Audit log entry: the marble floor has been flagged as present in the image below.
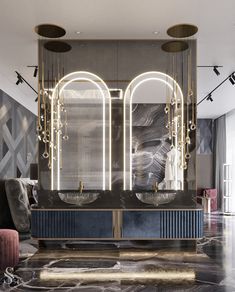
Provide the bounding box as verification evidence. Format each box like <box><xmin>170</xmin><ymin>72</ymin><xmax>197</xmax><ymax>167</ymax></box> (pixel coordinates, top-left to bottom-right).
<box><xmin>1</xmin><ymin>214</ymin><xmax>235</xmax><ymax>291</ymax></box>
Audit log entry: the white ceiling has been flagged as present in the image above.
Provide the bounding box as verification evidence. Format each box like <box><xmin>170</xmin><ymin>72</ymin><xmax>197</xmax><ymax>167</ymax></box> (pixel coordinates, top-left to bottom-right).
<box><xmin>0</xmin><ymin>0</ymin><xmax>235</xmax><ymax>118</ymax></box>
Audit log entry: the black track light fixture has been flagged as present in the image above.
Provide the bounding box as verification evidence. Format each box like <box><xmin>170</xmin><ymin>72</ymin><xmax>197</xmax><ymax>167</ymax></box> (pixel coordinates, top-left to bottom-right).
<box><xmin>16</xmin><ymin>73</ymin><xmax>23</xmax><ymax>85</ymax></box>
<box><xmin>27</xmin><ymin>65</ymin><xmax>38</xmax><ymax>78</ymax></box>
<box><xmin>197</xmin><ymin>65</ymin><xmax>223</xmax><ymax>77</ymax></box>
<box><xmin>213</xmin><ymin>66</ymin><xmax>220</xmax><ymax>76</ymax></box>
<box><xmin>33</xmin><ymin>66</ymin><xmax>38</xmax><ymax>78</ymax></box>
<box><xmin>229</xmin><ymin>73</ymin><xmax>235</xmax><ymax>85</ymax></box>
<box><xmin>229</xmin><ymin>76</ymin><xmax>235</xmax><ymax>85</ymax></box>
<box><xmin>197</xmin><ymin>71</ymin><xmax>235</xmax><ymax>105</ymax></box>
<box><xmin>206</xmin><ymin>94</ymin><xmax>213</xmax><ymax>102</ymax></box>
<box><xmin>15</xmin><ymin>71</ymin><xmax>38</xmax><ymax>101</ymax></box>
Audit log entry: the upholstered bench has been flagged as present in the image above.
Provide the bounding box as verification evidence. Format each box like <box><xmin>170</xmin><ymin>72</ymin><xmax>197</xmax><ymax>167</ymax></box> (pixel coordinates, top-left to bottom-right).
<box><xmin>0</xmin><ymin>229</ymin><xmax>19</xmax><ymax>270</ymax></box>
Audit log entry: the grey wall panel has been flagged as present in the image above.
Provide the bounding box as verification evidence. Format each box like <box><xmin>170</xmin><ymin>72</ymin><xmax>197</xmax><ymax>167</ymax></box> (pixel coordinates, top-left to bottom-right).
<box><xmin>197</xmin><ymin>119</ymin><xmax>213</xmax><ymax>154</ymax></box>
<box><xmin>0</xmin><ymin>89</ymin><xmax>37</xmax><ymax>178</ymax></box>
<box><xmin>196</xmin><ymin>119</ymin><xmax>214</xmax><ymax>189</ymax></box>
<box><xmin>197</xmin><ymin>155</ymin><xmax>214</xmax><ymax>189</ymax></box>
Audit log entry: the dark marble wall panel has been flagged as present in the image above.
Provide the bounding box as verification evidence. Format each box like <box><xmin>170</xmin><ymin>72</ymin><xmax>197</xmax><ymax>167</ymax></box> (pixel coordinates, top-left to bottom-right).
<box><xmin>132</xmin><ymin>104</ymin><xmax>170</xmax><ymax>190</ymax></box>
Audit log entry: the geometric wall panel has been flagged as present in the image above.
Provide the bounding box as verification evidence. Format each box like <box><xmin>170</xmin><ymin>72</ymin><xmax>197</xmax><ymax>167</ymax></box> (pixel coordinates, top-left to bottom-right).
<box><xmin>0</xmin><ymin>89</ymin><xmax>37</xmax><ymax>178</ymax></box>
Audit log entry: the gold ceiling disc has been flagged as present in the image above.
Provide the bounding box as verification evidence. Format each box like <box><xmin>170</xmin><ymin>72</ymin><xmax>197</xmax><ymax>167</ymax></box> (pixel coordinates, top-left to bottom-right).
<box><xmin>167</xmin><ymin>24</ymin><xmax>198</xmax><ymax>38</ymax></box>
<box><xmin>34</xmin><ymin>24</ymin><xmax>66</xmax><ymax>38</ymax></box>
<box><xmin>44</xmin><ymin>41</ymin><xmax>72</xmax><ymax>53</ymax></box>
<box><xmin>161</xmin><ymin>41</ymin><xmax>189</xmax><ymax>53</ymax></box>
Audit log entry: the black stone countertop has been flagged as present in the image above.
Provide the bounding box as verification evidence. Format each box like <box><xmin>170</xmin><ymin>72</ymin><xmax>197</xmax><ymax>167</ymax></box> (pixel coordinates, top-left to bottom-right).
<box><xmin>35</xmin><ymin>190</ymin><xmax>201</xmax><ymax>210</ymax></box>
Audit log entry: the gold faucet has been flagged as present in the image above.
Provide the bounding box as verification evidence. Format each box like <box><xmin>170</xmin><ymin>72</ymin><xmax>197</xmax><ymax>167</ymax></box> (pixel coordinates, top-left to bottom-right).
<box><xmin>153</xmin><ymin>181</ymin><xmax>158</xmax><ymax>192</ymax></box>
<box><xmin>79</xmin><ymin>181</ymin><xmax>84</xmax><ymax>194</ymax></box>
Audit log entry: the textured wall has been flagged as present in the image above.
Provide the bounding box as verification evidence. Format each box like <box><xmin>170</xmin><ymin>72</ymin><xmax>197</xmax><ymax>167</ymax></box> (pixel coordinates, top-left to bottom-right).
<box><xmin>0</xmin><ymin>89</ymin><xmax>37</xmax><ymax>178</ymax></box>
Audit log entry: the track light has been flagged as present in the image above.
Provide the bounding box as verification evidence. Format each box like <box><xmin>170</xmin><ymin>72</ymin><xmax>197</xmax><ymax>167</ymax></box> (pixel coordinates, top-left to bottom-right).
<box><xmin>229</xmin><ymin>73</ymin><xmax>235</xmax><ymax>85</ymax></box>
<box><xmin>213</xmin><ymin>66</ymin><xmax>220</xmax><ymax>76</ymax></box>
<box><xmin>27</xmin><ymin>65</ymin><xmax>38</xmax><ymax>78</ymax></box>
<box><xmin>206</xmin><ymin>94</ymin><xmax>213</xmax><ymax>102</ymax></box>
<box><xmin>229</xmin><ymin>77</ymin><xmax>235</xmax><ymax>85</ymax></box>
<box><xmin>198</xmin><ymin>71</ymin><xmax>235</xmax><ymax>105</ymax></box>
<box><xmin>16</xmin><ymin>73</ymin><xmax>23</xmax><ymax>85</ymax></box>
<box><xmin>15</xmin><ymin>71</ymin><xmax>38</xmax><ymax>101</ymax></box>
<box><xmin>33</xmin><ymin>66</ymin><xmax>38</xmax><ymax>78</ymax></box>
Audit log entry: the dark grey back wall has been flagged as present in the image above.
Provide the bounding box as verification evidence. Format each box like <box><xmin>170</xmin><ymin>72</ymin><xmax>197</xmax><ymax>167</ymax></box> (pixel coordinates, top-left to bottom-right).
<box><xmin>39</xmin><ymin>40</ymin><xmax>197</xmax><ymax>191</ymax></box>
<box><xmin>0</xmin><ymin>89</ymin><xmax>37</xmax><ymax>178</ymax></box>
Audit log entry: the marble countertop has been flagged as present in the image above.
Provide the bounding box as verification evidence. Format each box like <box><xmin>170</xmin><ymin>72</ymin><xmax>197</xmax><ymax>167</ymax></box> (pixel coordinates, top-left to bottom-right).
<box><xmin>35</xmin><ymin>190</ymin><xmax>200</xmax><ymax>210</ymax></box>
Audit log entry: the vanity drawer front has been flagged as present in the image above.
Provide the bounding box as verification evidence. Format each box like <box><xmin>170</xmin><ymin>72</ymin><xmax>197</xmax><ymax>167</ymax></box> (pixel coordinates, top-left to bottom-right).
<box><xmin>122</xmin><ymin>210</ymin><xmax>203</xmax><ymax>239</ymax></box>
<box><xmin>122</xmin><ymin>211</ymin><xmax>161</xmax><ymax>238</ymax></box>
<box><xmin>31</xmin><ymin>210</ymin><xmax>113</xmax><ymax>239</ymax></box>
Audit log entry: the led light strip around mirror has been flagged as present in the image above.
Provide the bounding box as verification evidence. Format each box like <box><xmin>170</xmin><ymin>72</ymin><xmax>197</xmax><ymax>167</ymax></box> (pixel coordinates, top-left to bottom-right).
<box><xmin>123</xmin><ymin>71</ymin><xmax>184</xmax><ymax>191</ymax></box>
<box><xmin>49</xmin><ymin>71</ymin><xmax>185</xmax><ymax>192</ymax></box>
<box><xmin>50</xmin><ymin>71</ymin><xmax>112</xmax><ymax>191</ymax></box>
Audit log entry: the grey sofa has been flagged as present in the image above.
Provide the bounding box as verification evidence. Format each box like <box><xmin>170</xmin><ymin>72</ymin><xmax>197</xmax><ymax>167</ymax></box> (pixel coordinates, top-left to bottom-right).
<box><xmin>0</xmin><ymin>179</ymin><xmax>37</xmax><ymax>239</ymax></box>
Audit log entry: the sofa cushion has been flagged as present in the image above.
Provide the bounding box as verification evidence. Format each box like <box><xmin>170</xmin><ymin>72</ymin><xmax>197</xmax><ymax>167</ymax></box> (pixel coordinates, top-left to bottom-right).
<box><xmin>19</xmin><ymin>178</ymin><xmax>38</xmax><ymax>204</ymax></box>
<box><xmin>5</xmin><ymin>179</ymin><xmax>31</xmax><ymax>233</ymax></box>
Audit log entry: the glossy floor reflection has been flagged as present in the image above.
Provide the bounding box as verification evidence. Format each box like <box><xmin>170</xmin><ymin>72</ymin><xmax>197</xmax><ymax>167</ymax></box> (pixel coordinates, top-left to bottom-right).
<box><xmin>1</xmin><ymin>214</ymin><xmax>235</xmax><ymax>291</ymax></box>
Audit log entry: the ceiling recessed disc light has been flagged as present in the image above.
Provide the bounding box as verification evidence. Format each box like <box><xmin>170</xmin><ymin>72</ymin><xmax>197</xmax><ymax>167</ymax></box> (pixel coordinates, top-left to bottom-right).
<box><xmin>44</xmin><ymin>41</ymin><xmax>72</xmax><ymax>53</ymax></box>
<box><xmin>76</xmin><ymin>31</ymin><xmax>81</xmax><ymax>34</ymax></box>
<box><xmin>34</xmin><ymin>24</ymin><xmax>66</xmax><ymax>38</ymax></box>
<box><xmin>167</xmin><ymin>24</ymin><xmax>198</xmax><ymax>38</ymax></box>
<box><xmin>161</xmin><ymin>40</ymin><xmax>189</xmax><ymax>52</ymax></box>
<box><xmin>153</xmin><ymin>31</ymin><xmax>159</xmax><ymax>34</ymax></box>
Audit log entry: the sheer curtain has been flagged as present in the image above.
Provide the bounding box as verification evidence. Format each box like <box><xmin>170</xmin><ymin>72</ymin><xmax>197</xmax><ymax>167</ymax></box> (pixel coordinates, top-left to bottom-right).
<box><xmin>214</xmin><ymin>115</ymin><xmax>226</xmax><ymax>211</ymax></box>
<box><xmin>226</xmin><ymin>109</ymin><xmax>235</xmax><ymax>213</ymax></box>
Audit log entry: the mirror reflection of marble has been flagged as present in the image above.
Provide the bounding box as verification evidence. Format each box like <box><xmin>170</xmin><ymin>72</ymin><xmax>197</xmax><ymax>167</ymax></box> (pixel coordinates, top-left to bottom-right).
<box><xmin>123</xmin><ymin>72</ymin><xmax>186</xmax><ymax>191</ymax></box>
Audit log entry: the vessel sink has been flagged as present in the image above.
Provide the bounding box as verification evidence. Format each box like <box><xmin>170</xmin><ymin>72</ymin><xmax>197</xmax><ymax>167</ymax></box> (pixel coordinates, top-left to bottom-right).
<box><xmin>58</xmin><ymin>191</ymin><xmax>99</xmax><ymax>206</ymax></box>
<box><xmin>136</xmin><ymin>191</ymin><xmax>176</xmax><ymax>206</ymax></box>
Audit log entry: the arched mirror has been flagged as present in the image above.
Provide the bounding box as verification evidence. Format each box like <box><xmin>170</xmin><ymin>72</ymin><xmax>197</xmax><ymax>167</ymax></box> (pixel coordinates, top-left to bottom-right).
<box><xmin>50</xmin><ymin>71</ymin><xmax>111</xmax><ymax>191</ymax></box>
<box><xmin>123</xmin><ymin>71</ymin><xmax>185</xmax><ymax>191</ymax></box>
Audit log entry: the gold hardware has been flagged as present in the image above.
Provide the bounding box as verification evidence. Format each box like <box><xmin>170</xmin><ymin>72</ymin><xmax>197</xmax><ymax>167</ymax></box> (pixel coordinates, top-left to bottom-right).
<box><xmin>153</xmin><ymin>182</ymin><xmax>158</xmax><ymax>192</ymax></box>
<box><xmin>112</xmin><ymin>211</ymin><xmax>122</xmax><ymax>239</ymax></box>
<box><xmin>79</xmin><ymin>181</ymin><xmax>84</xmax><ymax>193</ymax></box>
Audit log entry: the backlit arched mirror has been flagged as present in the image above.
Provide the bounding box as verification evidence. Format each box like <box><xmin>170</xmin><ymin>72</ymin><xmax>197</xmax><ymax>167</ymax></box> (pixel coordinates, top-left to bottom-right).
<box><xmin>50</xmin><ymin>71</ymin><xmax>111</xmax><ymax>191</ymax></box>
<box><xmin>123</xmin><ymin>71</ymin><xmax>185</xmax><ymax>191</ymax></box>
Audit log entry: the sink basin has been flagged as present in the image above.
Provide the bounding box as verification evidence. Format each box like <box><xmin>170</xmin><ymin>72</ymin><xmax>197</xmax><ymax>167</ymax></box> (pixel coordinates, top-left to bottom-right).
<box><xmin>58</xmin><ymin>191</ymin><xmax>99</xmax><ymax>206</ymax></box>
<box><xmin>136</xmin><ymin>192</ymin><xmax>176</xmax><ymax>206</ymax></box>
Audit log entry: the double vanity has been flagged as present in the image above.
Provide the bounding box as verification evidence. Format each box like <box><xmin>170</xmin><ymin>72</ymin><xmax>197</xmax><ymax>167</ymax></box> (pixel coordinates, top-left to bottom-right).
<box><xmin>31</xmin><ymin>190</ymin><xmax>203</xmax><ymax>241</ymax></box>
<box><xmin>34</xmin><ymin>39</ymin><xmax>203</xmax><ymax>247</ymax></box>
